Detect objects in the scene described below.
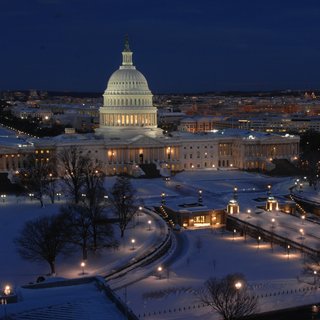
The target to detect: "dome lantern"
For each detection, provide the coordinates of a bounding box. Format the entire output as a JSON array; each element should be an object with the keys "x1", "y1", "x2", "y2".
[{"x1": 121, "y1": 36, "x2": 133, "y2": 67}]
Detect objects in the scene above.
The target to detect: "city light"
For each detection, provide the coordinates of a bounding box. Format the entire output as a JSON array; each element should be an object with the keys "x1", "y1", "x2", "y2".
[{"x1": 80, "y1": 261, "x2": 86, "y2": 275}]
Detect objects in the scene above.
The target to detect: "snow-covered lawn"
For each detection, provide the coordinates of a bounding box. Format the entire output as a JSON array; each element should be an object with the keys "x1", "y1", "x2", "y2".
[{"x1": 1, "y1": 170, "x2": 320, "y2": 319}]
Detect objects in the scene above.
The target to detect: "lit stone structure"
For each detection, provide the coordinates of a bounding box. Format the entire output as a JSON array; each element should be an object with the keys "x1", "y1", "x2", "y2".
[{"x1": 99, "y1": 37, "x2": 157, "y2": 129}]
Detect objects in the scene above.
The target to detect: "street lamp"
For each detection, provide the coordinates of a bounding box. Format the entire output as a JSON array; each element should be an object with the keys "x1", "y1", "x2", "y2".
[
  {"x1": 233, "y1": 229, "x2": 236, "y2": 241},
  {"x1": 267, "y1": 184, "x2": 272, "y2": 196},
  {"x1": 198, "y1": 189, "x2": 203, "y2": 203},
  {"x1": 148, "y1": 220, "x2": 152, "y2": 231},
  {"x1": 247, "y1": 209, "x2": 251, "y2": 219},
  {"x1": 299, "y1": 183, "x2": 303, "y2": 192},
  {"x1": 314, "y1": 270, "x2": 317, "y2": 284},
  {"x1": 257, "y1": 236, "x2": 261, "y2": 249},
  {"x1": 271, "y1": 218, "x2": 275, "y2": 230},
  {"x1": 131, "y1": 238, "x2": 136, "y2": 250},
  {"x1": 157, "y1": 266, "x2": 163, "y2": 279},
  {"x1": 3, "y1": 285, "x2": 11, "y2": 296},
  {"x1": 161, "y1": 192, "x2": 166, "y2": 205},
  {"x1": 28, "y1": 193, "x2": 34, "y2": 201},
  {"x1": 80, "y1": 261, "x2": 86, "y2": 275},
  {"x1": 56, "y1": 192, "x2": 62, "y2": 201},
  {"x1": 0, "y1": 194, "x2": 6, "y2": 203},
  {"x1": 287, "y1": 245, "x2": 290, "y2": 259},
  {"x1": 235, "y1": 281, "x2": 242, "y2": 302},
  {"x1": 235, "y1": 281, "x2": 242, "y2": 290},
  {"x1": 301, "y1": 215, "x2": 305, "y2": 225},
  {"x1": 233, "y1": 186, "x2": 238, "y2": 200}
]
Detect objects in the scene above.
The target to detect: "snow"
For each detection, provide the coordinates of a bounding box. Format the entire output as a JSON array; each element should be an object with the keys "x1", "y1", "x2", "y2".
[{"x1": 1, "y1": 170, "x2": 320, "y2": 319}]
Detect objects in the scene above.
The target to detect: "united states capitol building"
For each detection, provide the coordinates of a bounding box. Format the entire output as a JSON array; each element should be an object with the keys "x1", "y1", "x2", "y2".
[{"x1": 0, "y1": 39, "x2": 299, "y2": 175}]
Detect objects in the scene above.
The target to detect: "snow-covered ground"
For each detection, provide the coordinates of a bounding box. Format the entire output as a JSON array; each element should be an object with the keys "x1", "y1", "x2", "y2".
[{"x1": 1, "y1": 170, "x2": 320, "y2": 319}]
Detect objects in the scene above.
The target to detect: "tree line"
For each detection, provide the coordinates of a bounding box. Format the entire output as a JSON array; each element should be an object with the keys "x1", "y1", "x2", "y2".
[{"x1": 14, "y1": 146, "x2": 139, "y2": 275}]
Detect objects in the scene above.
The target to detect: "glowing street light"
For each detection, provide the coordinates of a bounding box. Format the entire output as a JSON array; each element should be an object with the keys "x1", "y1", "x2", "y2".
[
  {"x1": 131, "y1": 238, "x2": 136, "y2": 250},
  {"x1": 80, "y1": 261, "x2": 86, "y2": 275},
  {"x1": 198, "y1": 189, "x2": 203, "y2": 203},
  {"x1": 235, "y1": 281, "x2": 242, "y2": 301},
  {"x1": 235, "y1": 281, "x2": 242, "y2": 290},
  {"x1": 161, "y1": 192, "x2": 166, "y2": 205},
  {"x1": 233, "y1": 186, "x2": 238, "y2": 200},
  {"x1": 3, "y1": 285, "x2": 11, "y2": 296},
  {"x1": 257, "y1": 236, "x2": 261, "y2": 249},
  {"x1": 157, "y1": 266, "x2": 163, "y2": 279},
  {"x1": 0, "y1": 194, "x2": 6, "y2": 203},
  {"x1": 301, "y1": 215, "x2": 305, "y2": 225},
  {"x1": 314, "y1": 270, "x2": 318, "y2": 284},
  {"x1": 267, "y1": 184, "x2": 272, "y2": 196},
  {"x1": 247, "y1": 209, "x2": 251, "y2": 219},
  {"x1": 287, "y1": 245, "x2": 290, "y2": 259},
  {"x1": 148, "y1": 220, "x2": 152, "y2": 231},
  {"x1": 233, "y1": 229, "x2": 236, "y2": 241}
]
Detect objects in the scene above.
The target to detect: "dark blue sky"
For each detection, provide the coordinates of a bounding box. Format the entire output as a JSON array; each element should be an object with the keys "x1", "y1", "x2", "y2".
[{"x1": 2, "y1": 0, "x2": 320, "y2": 93}]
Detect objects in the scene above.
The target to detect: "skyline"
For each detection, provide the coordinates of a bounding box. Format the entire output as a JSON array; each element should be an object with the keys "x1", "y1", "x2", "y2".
[{"x1": 2, "y1": 0, "x2": 320, "y2": 93}]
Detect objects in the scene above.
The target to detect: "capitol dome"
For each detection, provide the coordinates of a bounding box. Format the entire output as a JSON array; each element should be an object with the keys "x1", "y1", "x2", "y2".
[
  {"x1": 106, "y1": 67, "x2": 151, "y2": 95},
  {"x1": 99, "y1": 38, "x2": 157, "y2": 129}
]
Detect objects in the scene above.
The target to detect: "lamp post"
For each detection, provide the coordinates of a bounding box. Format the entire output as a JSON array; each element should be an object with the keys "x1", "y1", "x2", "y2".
[
  {"x1": 131, "y1": 238, "x2": 136, "y2": 250},
  {"x1": 233, "y1": 186, "x2": 238, "y2": 200},
  {"x1": 161, "y1": 192, "x2": 166, "y2": 205},
  {"x1": 3, "y1": 285, "x2": 11, "y2": 296},
  {"x1": 301, "y1": 215, "x2": 305, "y2": 225},
  {"x1": 136, "y1": 206, "x2": 143, "y2": 225},
  {"x1": 80, "y1": 261, "x2": 86, "y2": 275},
  {"x1": 257, "y1": 236, "x2": 261, "y2": 249},
  {"x1": 56, "y1": 192, "x2": 61, "y2": 201},
  {"x1": 198, "y1": 189, "x2": 203, "y2": 203},
  {"x1": 148, "y1": 220, "x2": 152, "y2": 231},
  {"x1": 157, "y1": 266, "x2": 163, "y2": 279},
  {"x1": 0, "y1": 194, "x2": 6, "y2": 203},
  {"x1": 287, "y1": 245, "x2": 290, "y2": 259},
  {"x1": 247, "y1": 209, "x2": 251, "y2": 219},
  {"x1": 267, "y1": 184, "x2": 272, "y2": 196},
  {"x1": 314, "y1": 270, "x2": 317, "y2": 284},
  {"x1": 233, "y1": 229, "x2": 236, "y2": 241},
  {"x1": 235, "y1": 281, "x2": 242, "y2": 302}
]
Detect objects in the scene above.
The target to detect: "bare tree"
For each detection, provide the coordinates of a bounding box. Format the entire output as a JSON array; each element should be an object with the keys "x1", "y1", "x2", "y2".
[
  {"x1": 60, "y1": 202, "x2": 116, "y2": 260},
  {"x1": 58, "y1": 146, "x2": 90, "y2": 204},
  {"x1": 19, "y1": 154, "x2": 55, "y2": 207},
  {"x1": 14, "y1": 213, "x2": 70, "y2": 275},
  {"x1": 109, "y1": 176, "x2": 137, "y2": 238},
  {"x1": 198, "y1": 273, "x2": 258, "y2": 320},
  {"x1": 81, "y1": 159, "x2": 115, "y2": 251},
  {"x1": 60, "y1": 203, "x2": 92, "y2": 260}
]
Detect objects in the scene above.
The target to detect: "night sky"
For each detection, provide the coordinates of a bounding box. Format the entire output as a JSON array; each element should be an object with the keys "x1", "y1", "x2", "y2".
[{"x1": 2, "y1": 0, "x2": 320, "y2": 93}]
